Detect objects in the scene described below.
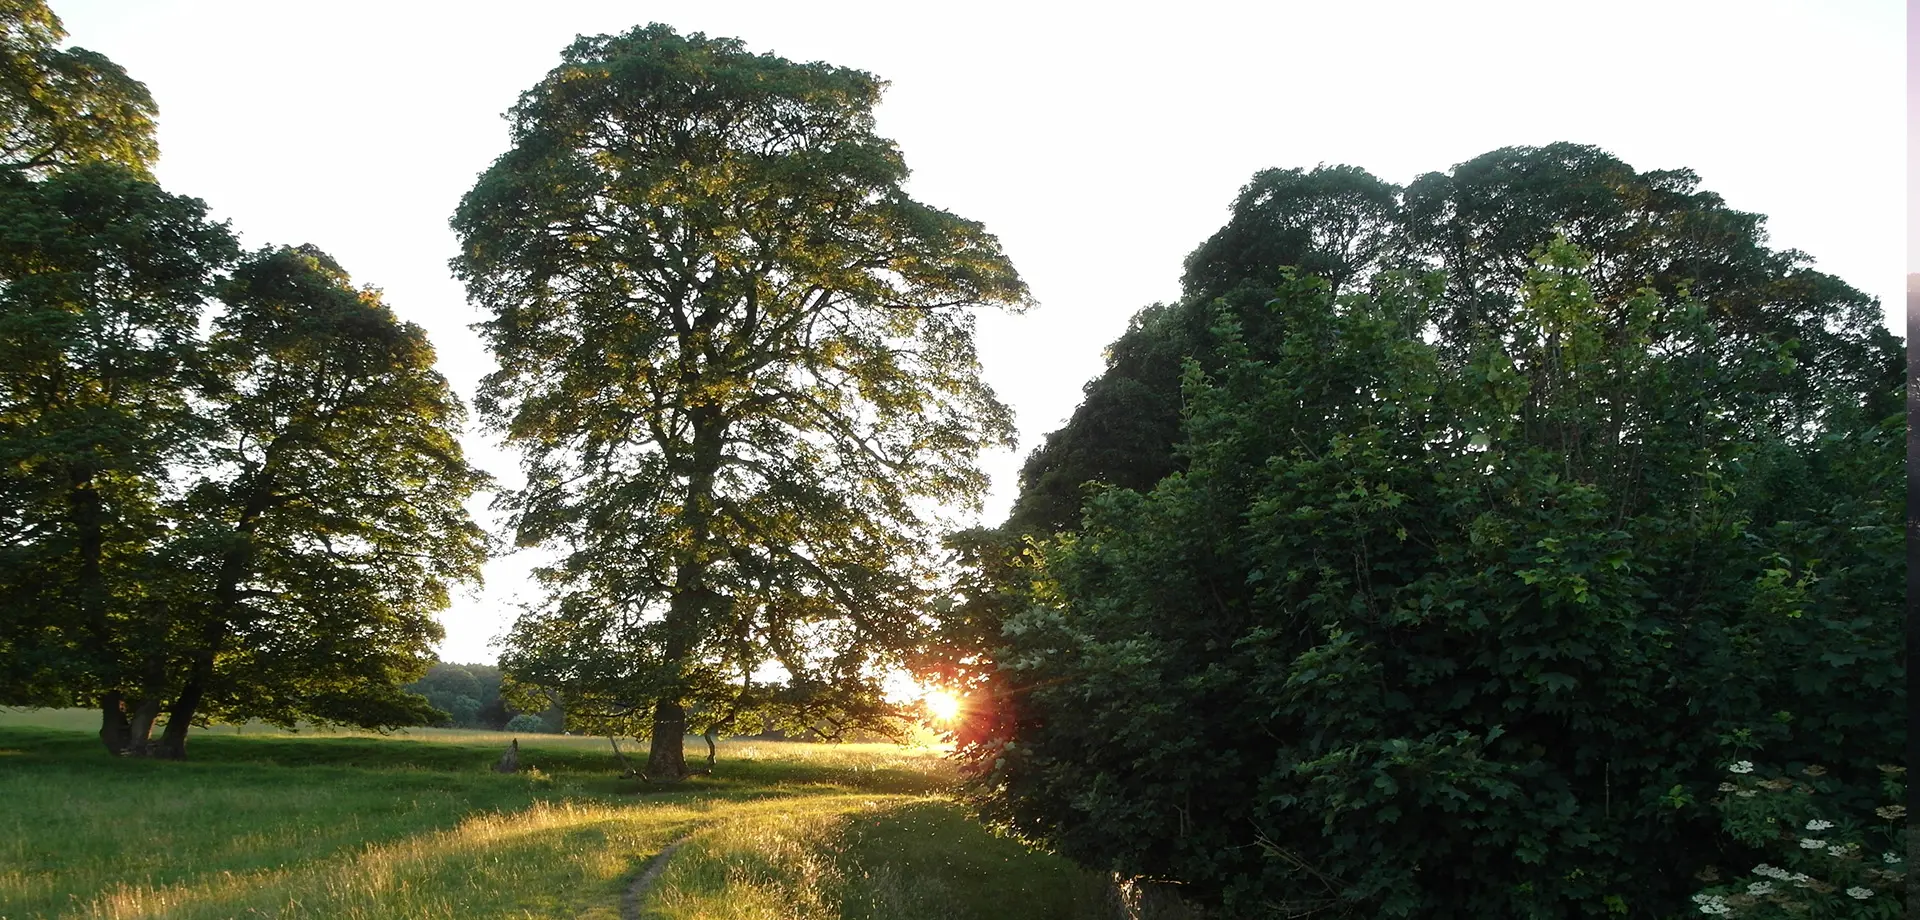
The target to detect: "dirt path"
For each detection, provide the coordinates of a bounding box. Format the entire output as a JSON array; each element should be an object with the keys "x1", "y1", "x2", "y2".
[{"x1": 620, "y1": 836, "x2": 691, "y2": 920}]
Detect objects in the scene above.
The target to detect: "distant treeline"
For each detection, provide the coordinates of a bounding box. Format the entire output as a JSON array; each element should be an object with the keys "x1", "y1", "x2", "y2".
[{"x1": 406, "y1": 663, "x2": 562, "y2": 734}]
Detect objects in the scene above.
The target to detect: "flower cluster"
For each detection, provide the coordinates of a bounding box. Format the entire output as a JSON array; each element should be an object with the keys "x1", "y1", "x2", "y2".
[
  {"x1": 1692, "y1": 893, "x2": 1733, "y2": 916},
  {"x1": 1687, "y1": 760, "x2": 1906, "y2": 917}
]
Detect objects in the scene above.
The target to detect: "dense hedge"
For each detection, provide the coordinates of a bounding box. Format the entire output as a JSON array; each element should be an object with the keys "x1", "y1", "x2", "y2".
[{"x1": 963, "y1": 241, "x2": 1902, "y2": 917}]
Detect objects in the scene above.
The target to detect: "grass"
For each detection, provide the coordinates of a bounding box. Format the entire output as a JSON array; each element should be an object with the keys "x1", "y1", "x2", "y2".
[
  {"x1": 0, "y1": 709, "x2": 1108, "y2": 919},
  {"x1": 641, "y1": 798, "x2": 1110, "y2": 920}
]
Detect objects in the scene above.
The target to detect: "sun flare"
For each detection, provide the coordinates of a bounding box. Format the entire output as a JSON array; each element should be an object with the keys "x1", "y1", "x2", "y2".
[{"x1": 923, "y1": 690, "x2": 962, "y2": 723}]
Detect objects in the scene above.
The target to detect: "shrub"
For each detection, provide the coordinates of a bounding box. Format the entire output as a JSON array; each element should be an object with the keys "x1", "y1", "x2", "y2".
[
  {"x1": 503, "y1": 713, "x2": 548, "y2": 734},
  {"x1": 966, "y1": 245, "x2": 1903, "y2": 918}
]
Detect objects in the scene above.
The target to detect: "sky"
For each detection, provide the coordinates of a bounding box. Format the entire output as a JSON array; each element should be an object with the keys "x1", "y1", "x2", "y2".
[{"x1": 49, "y1": 0, "x2": 1905, "y2": 665}]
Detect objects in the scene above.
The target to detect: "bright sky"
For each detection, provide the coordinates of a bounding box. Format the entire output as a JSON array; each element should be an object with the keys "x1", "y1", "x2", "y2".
[{"x1": 51, "y1": 1, "x2": 1904, "y2": 665}]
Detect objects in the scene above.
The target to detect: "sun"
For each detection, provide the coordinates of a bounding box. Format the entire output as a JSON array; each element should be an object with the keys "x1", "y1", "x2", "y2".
[{"x1": 923, "y1": 690, "x2": 962, "y2": 723}]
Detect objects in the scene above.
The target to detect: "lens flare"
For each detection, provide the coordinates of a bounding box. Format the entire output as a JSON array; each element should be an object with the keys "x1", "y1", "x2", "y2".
[{"x1": 924, "y1": 690, "x2": 962, "y2": 723}]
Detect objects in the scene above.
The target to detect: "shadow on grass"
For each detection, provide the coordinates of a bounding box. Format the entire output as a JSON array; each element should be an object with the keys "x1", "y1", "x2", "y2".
[{"x1": 836, "y1": 800, "x2": 1111, "y2": 920}]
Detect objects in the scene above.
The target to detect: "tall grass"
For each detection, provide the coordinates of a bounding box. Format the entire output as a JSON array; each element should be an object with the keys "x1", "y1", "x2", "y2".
[
  {"x1": 640, "y1": 797, "x2": 1109, "y2": 920},
  {"x1": 0, "y1": 710, "x2": 1104, "y2": 920}
]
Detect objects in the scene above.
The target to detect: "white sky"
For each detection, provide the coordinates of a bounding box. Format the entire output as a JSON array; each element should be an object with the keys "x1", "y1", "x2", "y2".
[{"x1": 51, "y1": 0, "x2": 1904, "y2": 665}]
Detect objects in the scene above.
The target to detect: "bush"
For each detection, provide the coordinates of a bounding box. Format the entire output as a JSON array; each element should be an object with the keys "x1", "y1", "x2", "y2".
[
  {"x1": 503, "y1": 713, "x2": 548, "y2": 734},
  {"x1": 967, "y1": 246, "x2": 1903, "y2": 918}
]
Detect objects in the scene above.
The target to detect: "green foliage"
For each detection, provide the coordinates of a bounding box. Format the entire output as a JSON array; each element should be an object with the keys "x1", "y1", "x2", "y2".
[
  {"x1": 0, "y1": 169, "x2": 484, "y2": 754},
  {"x1": 504, "y1": 712, "x2": 549, "y2": 734},
  {"x1": 409, "y1": 662, "x2": 525, "y2": 729},
  {"x1": 452, "y1": 24, "x2": 1027, "y2": 774},
  {"x1": 0, "y1": 162, "x2": 237, "y2": 712},
  {"x1": 967, "y1": 233, "x2": 1902, "y2": 917},
  {"x1": 0, "y1": 0, "x2": 158, "y2": 174},
  {"x1": 169, "y1": 244, "x2": 488, "y2": 741},
  {"x1": 1009, "y1": 166, "x2": 1404, "y2": 537},
  {"x1": 1004, "y1": 144, "x2": 1899, "y2": 541}
]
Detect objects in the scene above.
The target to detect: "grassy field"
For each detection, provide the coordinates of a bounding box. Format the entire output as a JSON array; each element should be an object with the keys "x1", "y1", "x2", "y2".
[{"x1": 0, "y1": 709, "x2": 1109, "y2": 920}]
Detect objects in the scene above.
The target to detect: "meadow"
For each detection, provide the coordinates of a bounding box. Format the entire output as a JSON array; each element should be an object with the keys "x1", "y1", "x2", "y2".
[{"x1": 0, "y1": 710, "x2": 1111, "y2": 920}]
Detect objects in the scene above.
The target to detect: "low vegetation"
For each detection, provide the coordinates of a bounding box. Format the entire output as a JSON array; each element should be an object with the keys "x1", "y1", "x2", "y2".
[{"x1": 0, "y1": 711, "x2": 1106, "y2": 919}]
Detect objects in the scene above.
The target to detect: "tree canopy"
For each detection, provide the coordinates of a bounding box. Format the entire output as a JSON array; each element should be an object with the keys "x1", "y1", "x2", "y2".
[
  {"x1": 960, "y1": 146, "x2": 1902, "y2": 918},
  {"x1": 452, "y1": 24, "x2": 1028, "y2": 778},
  {"x1": 0, "y1": 178, "x2": 488, "y2": 755},
  {"x1": 0, "y1": 1, "x2": 486, "y2": 754},
  {"x1": 1006, "y1": 144, "x2": 1898, "y2": 539}
]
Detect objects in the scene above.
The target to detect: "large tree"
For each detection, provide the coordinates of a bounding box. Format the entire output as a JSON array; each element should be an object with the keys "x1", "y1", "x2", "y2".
[
  {"x1": 962, "y1": 144, "x2": 1904, "y2": 916},
  {"x1": 0, "y1": 162, "x2": 235, "y2": 748},
  {"x1": 150, "y1": 245, "x2": 487, "y2": 757},
  {"x1": 976, "y1": 248, "x2": 1902, "y2": 917},
  {"x1": 1003, "y1": 144, "x2": 1898, "y2": 541},
  {"x1": 0, "y1": 168, "x2": 486, "y2": 755},
  {"x1": 452, "y1": 25, "x2": 1027, "y2": 778}
]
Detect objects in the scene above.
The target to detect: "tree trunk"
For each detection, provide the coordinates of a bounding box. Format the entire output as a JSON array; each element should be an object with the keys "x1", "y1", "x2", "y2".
[
  {"x1": 644, "y1": 695, "x2": 688, "y2": 780},
  {"x1": 154, "y1": 467, "x2": 270, "y2": 762},
  {"x1": 99, "y1": 693, "x2": 130, "y2": 755},
  {"x1": 642, "y1": 403, "x2": 723, "y2": 783},
  {"x1": 155, "y1": 673, "x2": 206, "y2": 760},
  {"x1": 123, "y1": 697, "x2": 161, "y2": 756},
  {"x1": 703, "y1": 729, "x2": 717, "y2": 773},
  {"x1": 74, "y1": 473, "x2": 125, "y2": 757}
]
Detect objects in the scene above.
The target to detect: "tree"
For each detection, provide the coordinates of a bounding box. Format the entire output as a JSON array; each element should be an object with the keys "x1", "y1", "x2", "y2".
[
  {"x1": 0, "y1": 0, "x2": 157, "y2": 175},
  {"x1": 0, "y1": 162, "x2": 236, "y2": 751},
  {"x1": 149, "y1": 245, "x2": 486, "y2": 757},
  {"x1": 971, "y1": 246, "x2": 1902, "y2": 917},
  {"x1": 1004, "y1": 145, "x2": 1899, "y2": 542},
  {"x1": 962, "y1": 144, "x2": 1902, "y2": 916},
  {"x1": 1007, "y1": 165, "x2": 1403, "y2": 536},
  {"x1": 452, "y1": 25, "x2": 1028, "y2": 779},
  {"x1": 0, "y1": 193, "x2": 486, "y2": 755}
]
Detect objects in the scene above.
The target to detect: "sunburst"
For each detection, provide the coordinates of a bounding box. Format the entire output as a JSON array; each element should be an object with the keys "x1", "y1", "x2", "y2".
[{"x1": 924, "y1": 690, "x2": 962, "y2": 723}]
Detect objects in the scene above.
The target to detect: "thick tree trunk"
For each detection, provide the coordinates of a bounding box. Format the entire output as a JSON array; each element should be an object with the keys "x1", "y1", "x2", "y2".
[
  {"x1": 155, "y1": 482, "x2": 263, "y2": 762},
  {"x1": 155, "y1": 673, "x2": 206, "y2": 760},
  {"x1": 99, "y1": 693, "x2": 130, "y2": 755},
  {"x1": 644, "y1": 696, "x2": 688, "y2": 780},
  {"x1": 100, "y1": 694, "x2": 162, "y2": 756},
  {"x1": 123, "y1": 697, "x2": 161, "y2": 756},
  {"x1": 74, "y1": 474, "x2": 125, "y2": 757}
]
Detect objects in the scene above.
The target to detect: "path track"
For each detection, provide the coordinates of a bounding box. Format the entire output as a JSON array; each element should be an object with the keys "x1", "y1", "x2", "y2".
[{"x1": 620, "y1": 836, "x2": 691, "y2": 920}]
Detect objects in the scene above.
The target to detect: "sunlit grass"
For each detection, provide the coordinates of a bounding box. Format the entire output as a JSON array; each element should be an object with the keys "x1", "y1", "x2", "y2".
[
  {"x1": 640, "y1": 797, "x2": 1108, "y2": 920},
  {"x1": 0, "y1": 709, "x2": 1100, "y2": 920}
]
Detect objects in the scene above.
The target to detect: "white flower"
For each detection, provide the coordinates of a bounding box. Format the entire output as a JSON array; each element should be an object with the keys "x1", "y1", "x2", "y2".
[
  {"x1": 1718, "y1": 782, "x2": 1737, "y2": 792},
  {"x1": 1789, "y1": 872, "x2": 1812, "y2": 886},
  {"x1": 1692, "y1": 893, "x2": 1733, "y2": 916},
  {"x1": 1800, "y1": 838, "x2": 1826, "y2": 849},
  {"x1": 1728, "y1": 761, "x2": 1754, "y2": 774},
  {"x1": 1884, "y1": 851, "x2": 1901, "y2": 865},
  {"x1": 1747, "y1": 881, "x2": 1774, "y2": 895},
  {"x1": 1846, "y1": 887, "x2": 1873, "y2": 900},
  {"x1": 1827, "y1": 845, "x2": 1847, "y2": 857},
  {"x1": 1734, "y1": 790, "x2": 1756, "y2": 798},
  {"x1": 1753, "y1": 863, "x2": 1788, "y2": 879},
  {"x1": 1804, "y1": 818, "x2": 1834, "y2": 831}
]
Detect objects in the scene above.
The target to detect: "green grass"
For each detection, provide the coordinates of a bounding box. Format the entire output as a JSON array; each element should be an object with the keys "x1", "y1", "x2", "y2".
[{"x1": 0, "y1": 709, "x2": 1107, "y2": 919}]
